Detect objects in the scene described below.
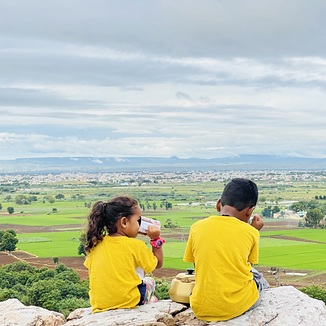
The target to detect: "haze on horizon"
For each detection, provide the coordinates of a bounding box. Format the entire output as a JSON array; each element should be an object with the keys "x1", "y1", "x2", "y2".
[{"x1": 1, "y1": 1, "x2": 326, "y2": 160}]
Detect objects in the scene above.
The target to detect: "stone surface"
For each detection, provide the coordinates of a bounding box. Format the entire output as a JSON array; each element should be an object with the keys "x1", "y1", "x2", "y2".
[
  {"x1": 175, "y1": 286, "x2": 326, "y2": 325},
  {"x1": 65, "y1": 300, "x2": 186, "y2": 326},
  {"x1": 0, "y1": 298, "x2": 66, "y2": 326},
  {"x1": 1, "y1": 286, "x2": 326, "y2": 325}
]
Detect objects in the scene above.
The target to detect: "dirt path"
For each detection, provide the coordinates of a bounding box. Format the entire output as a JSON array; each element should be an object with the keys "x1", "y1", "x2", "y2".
[{"x1": 262, "y1": 234, "x2": 326, "y2": 244}]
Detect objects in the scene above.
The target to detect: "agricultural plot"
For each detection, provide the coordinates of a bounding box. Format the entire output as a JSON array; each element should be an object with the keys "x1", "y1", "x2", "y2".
[
  {"x1": 1, "y1": 174, "x2": 326, "y2": 275},
  {"x1": 6, "y1": 216, "x2": 326, "y2": 272}
]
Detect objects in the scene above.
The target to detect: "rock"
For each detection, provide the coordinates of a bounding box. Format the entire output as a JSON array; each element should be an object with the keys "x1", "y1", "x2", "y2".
[
  {"x1": 0, "y1": 286, "x2": 326, "y2": 325},
  {"x1": 0, "y1": 298, "x2": 65, "y2": 326},
  {"x1": 175, "y1": 286, "x2": 326, "y2": 325},
  {"x1": 65, "y1": 300, "x2": 187, "y2": 326}
]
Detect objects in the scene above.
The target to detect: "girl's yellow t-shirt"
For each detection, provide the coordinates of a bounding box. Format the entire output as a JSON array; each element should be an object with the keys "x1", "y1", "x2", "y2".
[
  {"x1": 183, "y1": 215, "x2": 259, "y2": 322},
  {"x1": 84, "y1": 236, "x2": 157, "y2": 313}
]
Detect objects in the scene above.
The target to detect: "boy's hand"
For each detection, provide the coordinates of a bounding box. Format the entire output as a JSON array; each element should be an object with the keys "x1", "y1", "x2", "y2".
[
  {"x1": 147, "y1": 225, "x2": 161, "y2": 239},
  {"x1": 250, "y1": 214, "x2": 264, "y2": 231}
]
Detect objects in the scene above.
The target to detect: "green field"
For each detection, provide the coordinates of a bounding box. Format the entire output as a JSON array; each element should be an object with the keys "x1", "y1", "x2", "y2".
[
  {"x1": 1, "y1": 175, "x2": 326, "y2": 271},
  {"x1": 14, "y1": 226, "x2": 326, "y2": 271}
]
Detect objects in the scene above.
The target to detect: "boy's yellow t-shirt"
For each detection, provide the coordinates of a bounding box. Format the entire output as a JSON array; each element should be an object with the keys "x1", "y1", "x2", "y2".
[
  {"x1": 84, "y1": 236, "x2": 157, "y2": 313},
  {"x1": 183, "y1": 215, "x2": 259, "y2": 322}
]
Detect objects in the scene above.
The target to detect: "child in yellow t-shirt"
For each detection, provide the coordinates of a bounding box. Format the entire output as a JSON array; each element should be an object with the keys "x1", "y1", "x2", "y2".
[
  {"x1": 84, "y1": 196, "x2": 164, "y2": 313},
  {"x1": 183, "y1": 178, "x2": 269, "y2": 322}
]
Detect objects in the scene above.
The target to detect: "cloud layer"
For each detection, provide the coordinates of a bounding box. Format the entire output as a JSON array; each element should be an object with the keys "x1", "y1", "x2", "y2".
[{"x1": 1, "y1": 0, "x2": 326, "y2": 159}]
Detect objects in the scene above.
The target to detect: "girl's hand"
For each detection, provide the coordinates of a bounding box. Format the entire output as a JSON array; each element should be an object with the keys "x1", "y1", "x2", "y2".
[
  {"x1": 250, "y1": 214, "x2": 264, "y2": 231},
  {"x1": 147, "y1": 225, "x2": 160, "y2": 239}
]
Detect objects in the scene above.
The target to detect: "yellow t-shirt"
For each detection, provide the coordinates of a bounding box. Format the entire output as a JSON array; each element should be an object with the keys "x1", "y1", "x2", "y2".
[
  {"x1": 183, "y1": 215, "x2": 259, "y2": 322},
  {"x1": 84, "y1": 236, "x2": 158, "y2": 313}
]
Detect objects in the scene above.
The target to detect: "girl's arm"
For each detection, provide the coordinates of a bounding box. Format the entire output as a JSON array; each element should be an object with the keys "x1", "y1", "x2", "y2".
[
  {"x1": 147, "y1": 225, "x2": 164, "y2": 268},
  {"x1": 152, "y1": 246, "x2": 163, "y2": 268}
]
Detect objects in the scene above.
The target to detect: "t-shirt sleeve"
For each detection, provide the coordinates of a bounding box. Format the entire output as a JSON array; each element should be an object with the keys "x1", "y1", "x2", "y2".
[
  {"x1": 183, "y1": 228, "x2": 194, "y2": 263},
  {"x1": 136, "y1": 241, "x2": 158, "y2": 274}
]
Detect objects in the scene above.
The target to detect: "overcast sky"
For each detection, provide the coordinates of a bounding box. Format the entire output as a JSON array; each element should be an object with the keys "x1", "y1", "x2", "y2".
[{"x1": 1, "y1": 0, "x2": 326, "y2": 160}]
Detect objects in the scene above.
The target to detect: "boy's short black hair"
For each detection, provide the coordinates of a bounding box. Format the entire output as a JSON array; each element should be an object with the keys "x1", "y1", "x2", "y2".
[{"x1": 221, "y1": 178, "x2": 258, "y2": 211}]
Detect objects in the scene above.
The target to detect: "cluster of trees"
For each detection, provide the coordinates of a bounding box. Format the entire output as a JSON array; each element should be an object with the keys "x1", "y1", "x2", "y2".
[
  {"x1": 0, "y1": 261, "x2": 89, "y2": 317},
  {"x1": 138, "y1": 200, "x2": 173, "y2": 211},
  {"x1": 261, "y1": 205, "x2": 280, "y2": 218},
  {"x1": 0, "y1": 260, "x2": 171, "y2": 317},
  {"x1": 0, "y1": 193, "x2": 69, "y2": 214},
  {"x1": 315, "y1": 195, "x2": 326, "y2": 200},
  {"x1": 14, "y1": 194, "x2": 38, "y2": 205},
  {"x1": 290, "y1": 200, "x2": 326, "y2": 228}
]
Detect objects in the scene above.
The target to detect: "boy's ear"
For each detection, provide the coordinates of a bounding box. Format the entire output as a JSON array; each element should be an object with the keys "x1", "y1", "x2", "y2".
[
  {"x1": 245, "y1": 206, "x2": 255, "y2": 217},
  {"x1": 216, "y1": 199, "x2": 221, "y2": 212}
]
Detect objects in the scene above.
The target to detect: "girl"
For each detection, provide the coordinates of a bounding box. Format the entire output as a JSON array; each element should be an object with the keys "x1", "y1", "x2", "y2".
[{"x1": 84, "y1": 196, "x2": 164, "y2": 313}]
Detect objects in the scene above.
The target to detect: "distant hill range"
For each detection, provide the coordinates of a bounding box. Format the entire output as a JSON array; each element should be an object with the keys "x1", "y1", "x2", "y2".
[{"x1": 0, "y1": 155, "x2": 325, "y2": 174}]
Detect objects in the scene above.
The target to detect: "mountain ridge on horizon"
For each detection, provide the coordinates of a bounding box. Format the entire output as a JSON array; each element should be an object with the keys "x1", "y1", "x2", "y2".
[{"x1": 0, "y1": 155, "x2": 325, "y2": 173}]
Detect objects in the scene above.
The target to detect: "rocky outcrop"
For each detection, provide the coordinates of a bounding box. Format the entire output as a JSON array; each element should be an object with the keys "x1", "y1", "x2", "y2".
[
  {"x1": 0, "y1": 298, "x2": 65, "y2": 326},
  {"x1": 1, "y1": 286, "x2": 326, "y2": 325}
]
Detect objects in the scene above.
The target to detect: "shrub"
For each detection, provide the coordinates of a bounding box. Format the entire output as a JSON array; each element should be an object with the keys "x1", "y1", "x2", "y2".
[
  {"x1": 0, "y1": 261, "x2": 89, "y2": 317},
  {"x1": 154, "y1": 278, "x2": 170, "y2": 300},
  {"x1": 301, "y1": 285, "x2": 326, "y2": 304}
]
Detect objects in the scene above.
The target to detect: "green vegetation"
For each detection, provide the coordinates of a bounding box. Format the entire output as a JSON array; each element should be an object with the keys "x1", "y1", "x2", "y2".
[
  {"x1": 0, "y1": 261, "x2": 89, "y2": 317},
  {"x1": 17, "y1": 231, "x2": 82, "y2": 257},
  {"x1": 154, "y1": 278, "x2": 171, "y2": 300},
  {"x1": 0, "y1": 229, "x2": 18, "y2": 252},
  {"x1": 1, "y1": 172, "x2": 326, "y2": 272},
  {"x1": 301, "y1": 286, "x2": 326, "y2": 304},
  {"x1": 262, "y1": 229, "x2": 326, "y2": 242}
]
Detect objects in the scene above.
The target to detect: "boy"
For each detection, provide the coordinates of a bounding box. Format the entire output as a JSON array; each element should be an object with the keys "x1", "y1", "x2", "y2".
[{"x1": 183, "y1": 178, "x2": 269, "y2": 322}]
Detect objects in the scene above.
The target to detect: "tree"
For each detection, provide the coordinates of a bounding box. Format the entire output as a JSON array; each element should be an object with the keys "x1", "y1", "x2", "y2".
[
  {"x1": 55, "y1": 194, "x2": 65, "y2": 200},
  {"x1": 165, "y1": 202, "x2": 173, "y2": 210},
  {"x1": 305, "y1": 208, "x2": 324, "y2": 228},
  {"x1": 15, "y1": 194, "x2": 31, "y2": 205},
  {"x1": 262, "y1": 206, "x2": 273, "y2": 218},
  {"x1": 0, "y1": 229, "x2": 18, "y2": 252},
  {"x1": 77, "y1": 233, "x2": 86, "y2": 256},
  {"x1": 0, "y1": 203, "x2": 2, "y2": 210},
  {"x1": 28, "y1": 195, "x2": 38, "y2": 202},
  {"x1": 7, "y1": 207, "x2": 14, "y2": 214},
  {"x1": 48, "y1": 196, "x2": 56, "y2": 204},
  {"x1": 273, "y1": 206, "x2": 280, "y2": 214},
  {"x1": 290, "y1": 201, "x2": 308, "y2": 213}
]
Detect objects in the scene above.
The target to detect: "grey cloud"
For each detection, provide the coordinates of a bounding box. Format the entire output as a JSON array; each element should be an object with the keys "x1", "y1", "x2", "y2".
[
  {"x1": 0, "y1": 87, "x2": 101, "y2": 108},
  {"x1": 0, "y1": 1, "x2": 326, "y2": 160},
  {"x1": 176, "y1": 92, "x2": 191, "y2": 100},
  {"x1": 1, "y1": 0, "x2": 326, "y2": 58}
]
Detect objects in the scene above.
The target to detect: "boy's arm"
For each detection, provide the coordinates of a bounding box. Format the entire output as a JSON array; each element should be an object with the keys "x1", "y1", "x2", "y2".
[{"x1": 250, "y1": 214, "x2": 264, "y2": 231}]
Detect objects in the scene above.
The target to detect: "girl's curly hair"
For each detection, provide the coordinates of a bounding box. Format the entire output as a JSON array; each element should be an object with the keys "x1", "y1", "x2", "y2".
[{"x1": 85, "y1": 196, "x2": 138, "y2": 253}]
